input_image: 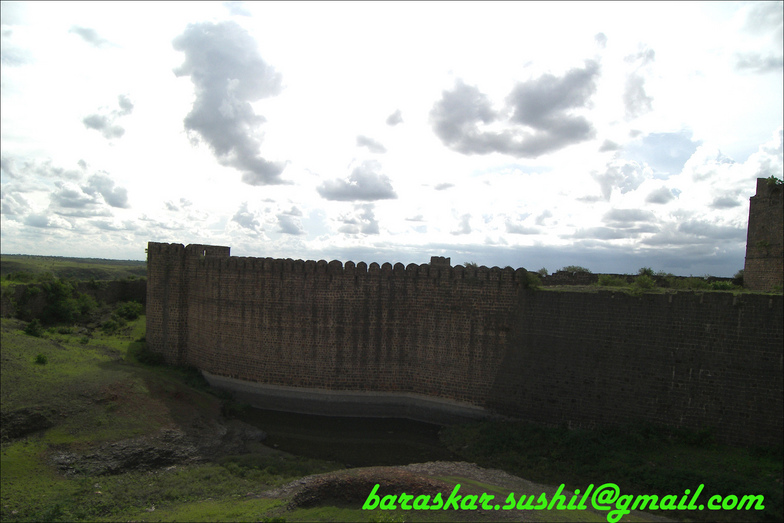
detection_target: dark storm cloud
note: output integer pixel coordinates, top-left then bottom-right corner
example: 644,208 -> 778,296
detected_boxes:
386,110 -> 403,126
356,135 -> 387,153
592,159 -> 647,201
431,61 -> 599,158
277,214 -> 305,235
69,26 -> 113,48
646,186 -> 676,204
173,21 -> 287,186
338,203 -> 379,235
317,161 -> 397,201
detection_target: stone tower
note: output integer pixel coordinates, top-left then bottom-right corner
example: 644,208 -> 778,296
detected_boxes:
743,178 -> 783,291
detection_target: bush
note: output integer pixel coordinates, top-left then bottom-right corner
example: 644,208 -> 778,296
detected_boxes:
34,353 -> 48,365
24,319 -> 44,337
598,275 -> 628,287
115,301 -> 143,320
633,274 -> 656,290
710,281 -> 736,291
128,341 -> 164,365
525,271 -> 542,289
638,267 -> 654,277
536,267 -> 549,277
560,265 -> 591,274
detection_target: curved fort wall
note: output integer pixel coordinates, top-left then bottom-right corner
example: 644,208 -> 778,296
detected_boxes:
147,242 -> 783,447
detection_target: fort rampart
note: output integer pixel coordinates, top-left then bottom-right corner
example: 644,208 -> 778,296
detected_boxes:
147,242 -> 783,447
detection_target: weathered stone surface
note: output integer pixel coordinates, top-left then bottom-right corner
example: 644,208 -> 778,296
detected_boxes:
146,242 -> 783,447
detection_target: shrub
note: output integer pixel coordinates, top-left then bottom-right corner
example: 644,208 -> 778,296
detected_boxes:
24,319 -> 44,337
710,281 -> 735,291
638,267 -> 654,277
128,341 -> 164,365
525,271 -> 542,289
598,275 -> 627,287
560,265 -> 591,274
115,301 -> 143,320
34,353 -> 48,365
633,274 -> 656,290
536,267 -> 549,277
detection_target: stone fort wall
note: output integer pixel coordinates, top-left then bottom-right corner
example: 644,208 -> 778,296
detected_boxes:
744,177 -> 784,292
147,241 -> 783,447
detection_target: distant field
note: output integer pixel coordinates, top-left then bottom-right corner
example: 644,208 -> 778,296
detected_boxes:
0,254 -> 146,281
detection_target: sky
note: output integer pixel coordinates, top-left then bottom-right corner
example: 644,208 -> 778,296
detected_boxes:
1,1 -> 782,276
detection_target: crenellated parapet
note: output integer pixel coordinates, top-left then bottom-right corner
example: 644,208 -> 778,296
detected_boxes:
146,241 -> 783,446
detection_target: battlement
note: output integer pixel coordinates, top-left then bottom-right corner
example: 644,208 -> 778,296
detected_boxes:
146,240 -> 783,447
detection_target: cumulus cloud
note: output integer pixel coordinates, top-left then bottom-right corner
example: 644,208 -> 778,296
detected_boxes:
223,1 -> 251,16
599,139 -> 619,152
594,32 -> 607,48
165,198 -> 193,211
624,131 -> 701,177
624,74 -> 653,118
356,135 -> 387,153
0,157 -> 81,181
431,61 -> 599,158
677,220 -> 745,241
277,214 -> 305,235
386,109 -> 403,126
646,186 -> 676,204
84,173 -> 130,208
451,214 -> 471,235
69,26 -> 113,48
592,158 -> 650,200
1,29 -> 32,66
735,2 -> 783,73
434,183 -> 454,191
623,47 -> 655,119
603,208 -> 656,228
24,213 -> 73,229
317,160 -> 397,201
83,95 -> 134,140
710,196 -> 741,209
505,220 -> 539,235
338,203 -> 379,235
232,202 -> 262,232
1,192 -> 31,217
173,21 -> 287,186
